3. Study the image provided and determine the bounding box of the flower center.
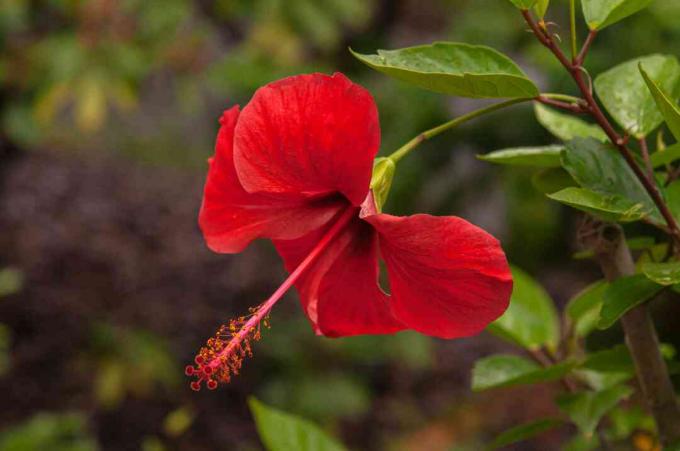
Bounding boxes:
[186,206,357,390]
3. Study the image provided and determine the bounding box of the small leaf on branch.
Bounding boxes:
[640,64,680,142]
[641,261,680,286]
[566,281,607,338]
[650,142,680,168]
[488,266,559,351]
[478,145,563,167]
[557,385,634,435]
[581,345,635,375]
[531,168,578,194]
[534,0,550,18]
[506,0,538,9]
[547,187,650,222]
[351,43,538,98]
[471,354,574,391]
[249,397,347,451]
[582,0,654,30]
[594,54,680,138]
[561,137,660,222]
[534,104,607,142]
[487,418,562,450]
[598,274,663,329]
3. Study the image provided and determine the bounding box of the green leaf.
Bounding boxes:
[598,274,664,329]
[562,434,600,451]
[641,261,680,285]
[488,266,559,351]
[478,145,563,167]
[650,142,680,168]
[534,0,550,17]
[471,354,574,391]
[351,43,538,99]
[249,397,347,451]
[506,0,537,9]
[594,54,680,137]
[547,187,650,222]
[534,104,608,142]
[561,137,659,221]
[566,281,607,337]
[557,386,633,435]
[581,345,635,375]
[531,168,578,194]
[0,412,98,451]
[582,0,654,30]
[640,63,680,141]
[488,418,562,450]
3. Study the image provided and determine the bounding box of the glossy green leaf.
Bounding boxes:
[566,281,607,337]
[582,0,654,30]
[351,43,538,98]
[534,0,550,17]
[650,142,680,168]
[640,64,680,141]
[472,354,574,391]
[488,418,562,450]
[249,398,347,451]
[561,137,659,221]
[557,386,633,435]
[488,266,559,351]
[547,187,650,222]
[598,274,663,329]
[534,104,607,142]
[594,54,680,137]
[641,261,680,286]
[531,168,578,194]
[478,145,563,167]
[506,0,537,9]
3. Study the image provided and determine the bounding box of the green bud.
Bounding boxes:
[369,157,396,212]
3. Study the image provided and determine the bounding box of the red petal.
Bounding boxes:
[199,106,344,253]
[233,73,379,206]
[274,214,405,337]
[364,213,512,339]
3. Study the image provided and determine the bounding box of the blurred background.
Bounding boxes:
[1,0,680,449]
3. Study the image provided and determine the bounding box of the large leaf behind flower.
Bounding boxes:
[351,42,538,98]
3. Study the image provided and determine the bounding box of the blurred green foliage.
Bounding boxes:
[0,412,98,451]
[88,323,179,409]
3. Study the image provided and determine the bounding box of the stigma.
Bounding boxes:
[185,304,271,391]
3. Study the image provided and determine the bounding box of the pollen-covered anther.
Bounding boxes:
[186,304,271,391]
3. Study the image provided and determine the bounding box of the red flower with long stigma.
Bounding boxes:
[186,73,512,391]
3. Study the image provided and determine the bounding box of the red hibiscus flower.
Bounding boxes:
[186,73,512,391]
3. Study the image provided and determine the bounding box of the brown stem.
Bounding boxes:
[535,95,588,114]
[583,222,680,447]
[522,10,680,248]
[639,137,654,180]
[575,30,597,65]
